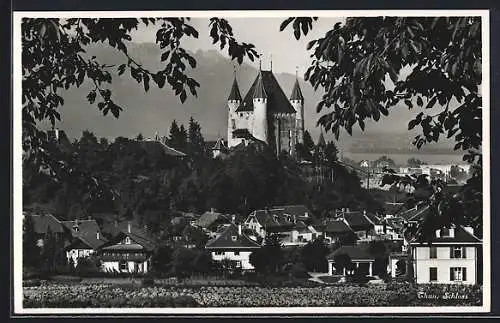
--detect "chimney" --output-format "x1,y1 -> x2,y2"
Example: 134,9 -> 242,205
232,214 -> 236,223
363,210 -> 366,216
238,224 -> 242,236
127,221 -> 131,233
210,208 -> 215,213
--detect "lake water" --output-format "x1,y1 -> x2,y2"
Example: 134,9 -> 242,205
344,152 -> 466,166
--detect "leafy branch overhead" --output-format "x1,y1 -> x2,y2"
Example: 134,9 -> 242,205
22,17 -> 258,157
281,17 -> 482,165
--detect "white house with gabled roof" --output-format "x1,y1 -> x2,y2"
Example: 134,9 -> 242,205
409,224 -> 482,285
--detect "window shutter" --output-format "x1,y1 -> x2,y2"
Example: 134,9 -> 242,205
450,247 -> 454,259
463,247 -> 467,259
450,268 -> 454,281
463,268 -> 467,281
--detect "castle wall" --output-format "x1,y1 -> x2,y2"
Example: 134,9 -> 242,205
272,114 -> 296,156
252,98 -> 268,144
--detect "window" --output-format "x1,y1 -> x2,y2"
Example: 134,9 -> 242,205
450,267 -> 467,282
312,233 -> 317,240
234,251 -> 240,256
125,237 -> 131,244
430,247 -> 437,259
215,251 -> 224,256
298,235 -> 303,242
429,267 -> 438,282
231,236 -> 237,241
450,247 -> 466,259
236,261 -> 242,268
119,261 -> 128,271
441,228 -> 450,237
231,119 -> 236,129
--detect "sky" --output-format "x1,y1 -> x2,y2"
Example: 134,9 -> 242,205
129,17 -> 344,76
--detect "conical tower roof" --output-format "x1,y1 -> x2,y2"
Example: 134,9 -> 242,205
228,77 -> 242,101
252,71 -> 267,99
290,78 -> 304,101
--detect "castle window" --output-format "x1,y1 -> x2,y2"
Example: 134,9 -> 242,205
231,119 -> 236,129
239,113 -> 243,117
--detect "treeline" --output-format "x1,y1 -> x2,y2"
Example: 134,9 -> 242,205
23,118 -> 383,234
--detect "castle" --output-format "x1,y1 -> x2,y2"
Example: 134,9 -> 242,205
226,66 -> 305,156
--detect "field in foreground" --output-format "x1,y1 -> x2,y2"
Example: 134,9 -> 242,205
23,281 -> 482,308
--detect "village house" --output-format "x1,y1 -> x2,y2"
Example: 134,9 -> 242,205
322,219 -> 356,244
23,212 -> 68,249
340,209 -> 376,241
195,209 -> 233,238
205,223 -> 261,270
99,221 -> 157,274
61,218 -> 108,267
244,205 -> 323,245
408,225 -> 482,285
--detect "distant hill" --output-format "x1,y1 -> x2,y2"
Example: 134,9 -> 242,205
49,42 -> 456,155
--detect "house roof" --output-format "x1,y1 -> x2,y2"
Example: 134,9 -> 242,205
323,219 -> 353,234
272,205 -> 317,223
410,225 -> 482,244
61,219 -> 108,250
27,214 -> 65,234
195,211 -> 230,229
327,245 -> 375,261
290,78 -> 304,101
384,202 -> 406,216
343,211 -> 374,231
252,208 -> 296,231
228,77 -> 242,101
236,70 -> 297,114
99,221 -> 157,252
205,223 -> 261,249
396,204 -> 430,222
141,139 -> 186,157
212,138 -> 227,151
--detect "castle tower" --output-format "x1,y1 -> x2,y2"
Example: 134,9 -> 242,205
290,71 -> 305,144
252,69 -> 268,144
227,75 -> 242,147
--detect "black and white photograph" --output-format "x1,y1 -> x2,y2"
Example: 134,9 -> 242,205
13,10 -> 490,314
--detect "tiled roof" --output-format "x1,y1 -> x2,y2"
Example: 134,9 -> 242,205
396,204 -> 430,222
410,225 -> 482,244
212,138 -> 227,151
100,221 -> 157,252
196,211 -> 230,229
343,212 -> 374,231
236,70 -> 297,114
384,202 -> 406,216
228,78 -> 242,101
323,219 -> 353,234
327,245 -> 375,261
61,219 -> 108,250
27,214 -> 65,234
205,223 -> 261,249
290,78 -> 304,101
141,139 -> 186,157
252,209 -> 296,232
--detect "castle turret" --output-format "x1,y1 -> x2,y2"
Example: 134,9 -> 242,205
252,70 -> 268,144
290,75 -> 305,144
227,76 -> 242,147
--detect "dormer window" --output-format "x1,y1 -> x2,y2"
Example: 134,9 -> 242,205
231,235 -> 237,241
125,237 -> 131,244
73,225 -> 79,232
440,228 -> 454,238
